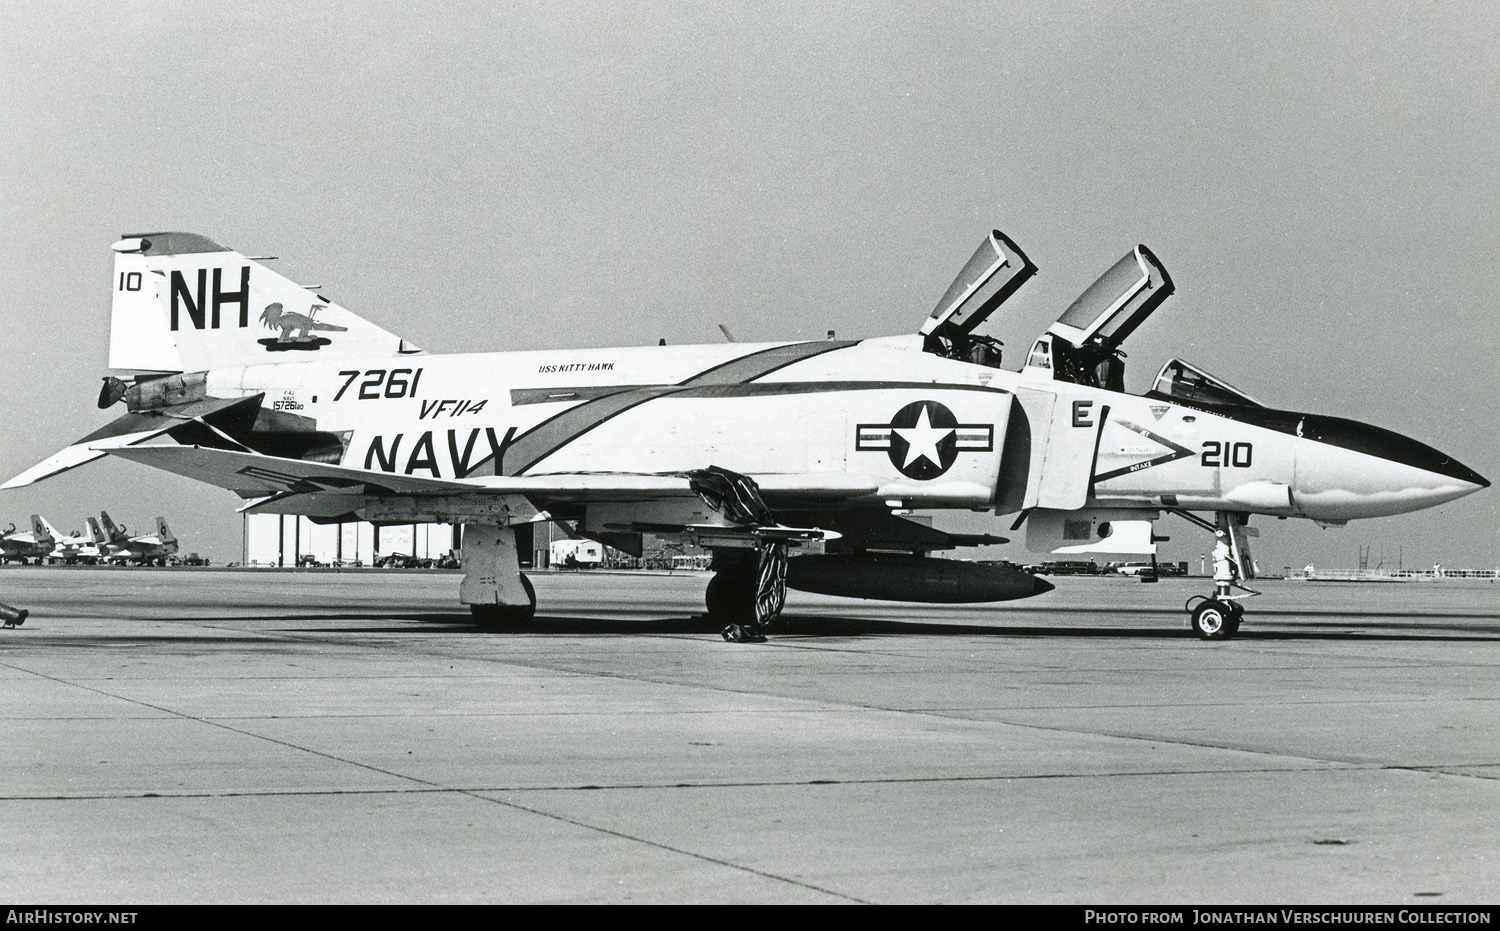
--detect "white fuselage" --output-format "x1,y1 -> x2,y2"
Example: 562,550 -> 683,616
199,336 -> 1483,523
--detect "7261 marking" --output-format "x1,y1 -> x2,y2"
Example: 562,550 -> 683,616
335,368 -> 424,401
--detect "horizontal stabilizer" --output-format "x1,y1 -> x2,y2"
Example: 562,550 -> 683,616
2,430 -> 164,490
1,396 -> 258,490
107,444 -> 474,498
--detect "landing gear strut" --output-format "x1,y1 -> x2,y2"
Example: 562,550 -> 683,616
1170,510 -> 1260,641
461,523 -> 538,631
709,542 -> 788,643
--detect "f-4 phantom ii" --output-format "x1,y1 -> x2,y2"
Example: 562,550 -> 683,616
4,230 -> 1487,640
95,513 -> 178,566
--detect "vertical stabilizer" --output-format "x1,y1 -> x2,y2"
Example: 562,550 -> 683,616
99,512 -> 127,544
156,517 -> 175,543
110,232 -> 422,372
34,516 -> 58,544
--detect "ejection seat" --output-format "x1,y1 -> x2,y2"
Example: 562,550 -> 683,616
1021,244 -> 1175,390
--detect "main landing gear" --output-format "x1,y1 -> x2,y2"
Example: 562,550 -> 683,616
461,523 -> 538,631
470,575 -> 536,629
708,542 -> 788,643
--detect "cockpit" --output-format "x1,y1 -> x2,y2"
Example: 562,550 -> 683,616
1148,358 -> 1263,408
1022,243 -> 1172,391
919,230 -> 1035,371
920,229 -> 1257,411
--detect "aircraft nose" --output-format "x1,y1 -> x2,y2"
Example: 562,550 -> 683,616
1294,415 -> 1488,520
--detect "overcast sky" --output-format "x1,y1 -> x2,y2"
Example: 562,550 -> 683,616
1,1 -> 1495,570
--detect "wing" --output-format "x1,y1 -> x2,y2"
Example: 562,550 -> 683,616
104,444 -> 862,542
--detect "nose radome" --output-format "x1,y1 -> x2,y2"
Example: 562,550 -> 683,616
1300,415 -> 1488,487
1293,415 -> 1488,520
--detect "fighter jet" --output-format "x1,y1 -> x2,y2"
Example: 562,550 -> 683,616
0,516 -> 55,565
96,513 -> 178,566
4,230 -> 1487,640
43,516 -> 104,564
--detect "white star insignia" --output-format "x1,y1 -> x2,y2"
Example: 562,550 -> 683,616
893,404 -> 954,470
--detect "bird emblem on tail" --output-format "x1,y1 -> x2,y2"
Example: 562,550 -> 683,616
258,302 -> 349,351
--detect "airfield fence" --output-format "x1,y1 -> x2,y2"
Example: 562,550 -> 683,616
1286,568 -> 1500,581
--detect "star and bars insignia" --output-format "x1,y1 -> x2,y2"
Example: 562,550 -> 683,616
856,400 -> 994,480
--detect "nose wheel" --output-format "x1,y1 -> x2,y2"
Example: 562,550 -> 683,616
1187,597 -> 1243,640
721,623 -> 768,643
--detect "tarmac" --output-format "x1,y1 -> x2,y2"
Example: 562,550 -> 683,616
1,567 -> 1497,904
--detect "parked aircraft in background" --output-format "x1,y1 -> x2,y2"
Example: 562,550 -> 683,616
40,516 -> 105,563
0,516 -> 54,565
96,513 -> 178,566
3,229 -> 1486,640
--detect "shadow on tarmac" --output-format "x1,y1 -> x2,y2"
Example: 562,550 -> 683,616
63,609 -> 1500,642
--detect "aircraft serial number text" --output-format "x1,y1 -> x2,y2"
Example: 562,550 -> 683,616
334,368 -> 425,401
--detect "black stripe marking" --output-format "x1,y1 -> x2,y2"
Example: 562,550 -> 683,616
503,342 -> 858,475
1092,418 -> 1194,483
1150,398 -> 1489,487
512,380 -> 1010,406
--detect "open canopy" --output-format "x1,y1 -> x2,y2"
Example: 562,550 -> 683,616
921,230 -> 1036,366
1048,244 -> 1173,351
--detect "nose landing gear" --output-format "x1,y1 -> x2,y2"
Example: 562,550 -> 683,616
1169,509 -> 1261,640
1186,594 -> 1247,640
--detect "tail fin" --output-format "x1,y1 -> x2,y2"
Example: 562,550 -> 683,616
86,517 -> 107,546
156,517 -> 175,543
33,516 -> 58,544
99,511 -> 126,543
109,232 -> 422,372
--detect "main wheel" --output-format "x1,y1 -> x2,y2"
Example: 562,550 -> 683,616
705,565 -> 757,624
1190,599 -> 1238,640
470,574 -> 537,631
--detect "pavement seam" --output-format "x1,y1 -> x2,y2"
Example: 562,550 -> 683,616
907,708 -> 1500,779
0,658 -> 866,904
102,621 -> 1494,779
0,763 -> 1430,801
13,626 -> 1493,783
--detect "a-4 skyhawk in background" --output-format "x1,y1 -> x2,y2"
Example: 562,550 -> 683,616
5,229 -> 1486,640
0,516 -> 56,565
95,512 -> 178,566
